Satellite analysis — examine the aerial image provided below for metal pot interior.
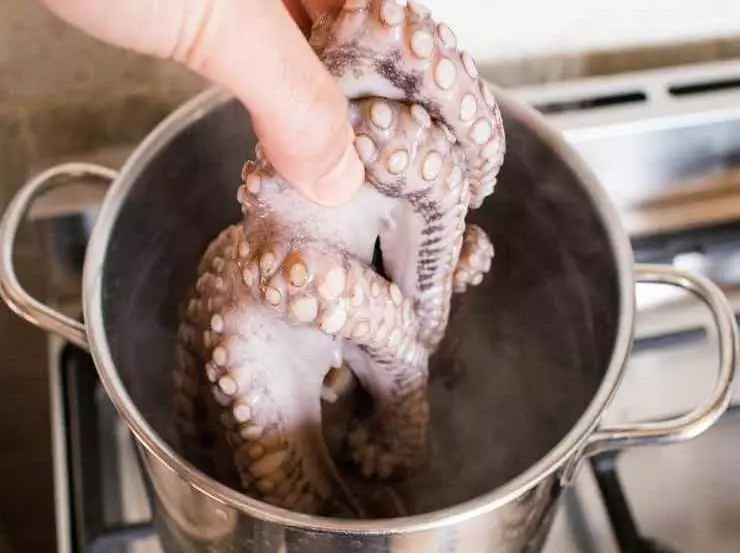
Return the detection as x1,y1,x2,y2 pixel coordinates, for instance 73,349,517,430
99,96,621,517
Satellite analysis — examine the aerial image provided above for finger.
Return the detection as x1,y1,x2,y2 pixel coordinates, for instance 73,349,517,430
43,0,364,206
282,0,312,35
200,1,362,206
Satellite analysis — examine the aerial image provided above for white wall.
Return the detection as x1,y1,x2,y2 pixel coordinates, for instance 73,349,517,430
423,0,740,64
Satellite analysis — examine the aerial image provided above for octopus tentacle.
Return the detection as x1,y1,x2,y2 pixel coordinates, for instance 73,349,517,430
236,170,421,361
311,0,506,209
174,228,248,489
348,97,470,348
172,350,223,472
343,345,429,480
453,223,495,294
320,362,355,404
177,227,366,515
177,219,430,512
175,0,506,517
211,329,346,516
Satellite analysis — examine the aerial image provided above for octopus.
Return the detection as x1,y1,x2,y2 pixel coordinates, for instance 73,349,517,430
172,0,505,518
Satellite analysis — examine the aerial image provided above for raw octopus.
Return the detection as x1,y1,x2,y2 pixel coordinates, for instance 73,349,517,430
173,0,505,518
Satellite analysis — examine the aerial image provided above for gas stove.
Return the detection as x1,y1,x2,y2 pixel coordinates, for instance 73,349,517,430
41,60,740,553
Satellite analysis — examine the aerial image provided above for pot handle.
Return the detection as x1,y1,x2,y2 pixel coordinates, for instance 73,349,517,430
0,163,117,351
584,263,737,459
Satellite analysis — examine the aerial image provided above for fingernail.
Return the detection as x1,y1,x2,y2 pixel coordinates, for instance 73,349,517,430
306,142,365,207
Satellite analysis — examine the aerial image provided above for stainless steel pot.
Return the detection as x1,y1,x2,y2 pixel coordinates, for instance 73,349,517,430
1,86,737,553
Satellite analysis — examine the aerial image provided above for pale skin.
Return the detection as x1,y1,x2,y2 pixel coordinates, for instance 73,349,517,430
42,0,361,206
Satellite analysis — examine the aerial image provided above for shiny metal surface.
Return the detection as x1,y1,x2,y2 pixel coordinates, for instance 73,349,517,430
0,163,116,350
0,86,736,552
512,59,740,238
584,264,737,457
559,263,738,483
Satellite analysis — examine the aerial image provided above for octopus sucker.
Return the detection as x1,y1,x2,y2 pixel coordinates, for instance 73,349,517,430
174,0,505,518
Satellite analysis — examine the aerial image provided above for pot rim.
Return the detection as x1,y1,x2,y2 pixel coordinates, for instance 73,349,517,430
82,85,636,535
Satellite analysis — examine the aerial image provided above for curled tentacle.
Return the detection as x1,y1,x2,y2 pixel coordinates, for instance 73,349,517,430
196,221,424,365
174,0,505,518
178,226,363,515
348,98,470,348
175,227,247,490
177,221,428,513
343,345,430,480
311,0,506,208
453,224,495,294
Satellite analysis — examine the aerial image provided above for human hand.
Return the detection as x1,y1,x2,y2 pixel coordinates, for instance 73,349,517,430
42,0,363,206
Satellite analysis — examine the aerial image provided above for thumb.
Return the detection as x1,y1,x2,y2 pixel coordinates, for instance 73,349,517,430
43,0,364,206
